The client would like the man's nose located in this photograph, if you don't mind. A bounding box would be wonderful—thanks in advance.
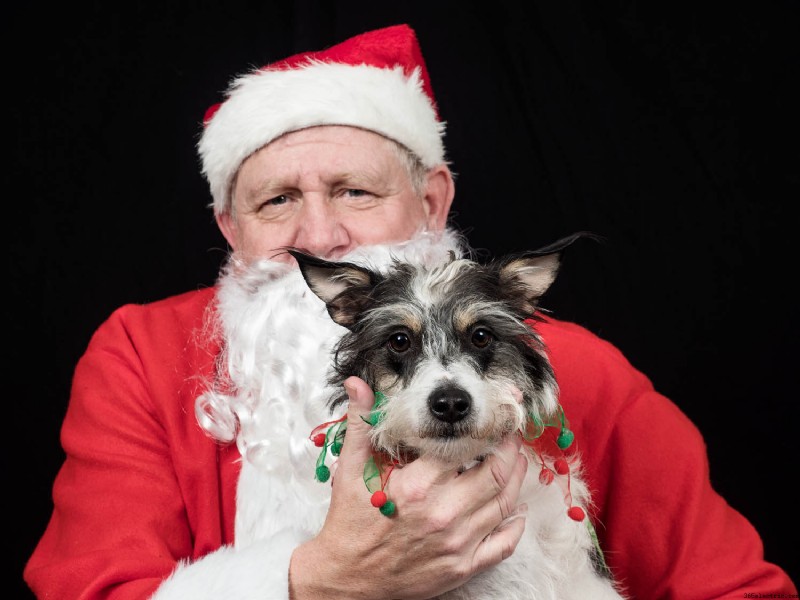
[294,199,351,259]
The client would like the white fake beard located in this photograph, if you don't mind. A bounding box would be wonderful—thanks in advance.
[194,228,465,546]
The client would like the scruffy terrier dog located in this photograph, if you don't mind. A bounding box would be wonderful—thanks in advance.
[182,230,623,599]
[290,233,625,600]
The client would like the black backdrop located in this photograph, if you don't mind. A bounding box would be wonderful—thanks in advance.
[8,2,799,595]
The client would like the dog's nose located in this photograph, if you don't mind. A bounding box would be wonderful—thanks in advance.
[428,385,472,423]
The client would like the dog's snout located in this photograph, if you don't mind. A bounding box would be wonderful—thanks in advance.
[428,385,472,423]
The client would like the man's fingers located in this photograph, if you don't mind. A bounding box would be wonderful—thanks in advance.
[493,452,528,519]
[467,449,528,537]
[456,435,525,505]
[337,376,376,469]
[485,437,525,497]
[472,505,528,573]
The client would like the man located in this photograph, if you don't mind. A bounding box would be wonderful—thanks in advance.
[24,24,796,600]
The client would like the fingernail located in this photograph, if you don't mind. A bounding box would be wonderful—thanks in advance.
[343,380,355,398]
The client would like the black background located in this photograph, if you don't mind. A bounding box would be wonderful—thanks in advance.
[8,1,798,596]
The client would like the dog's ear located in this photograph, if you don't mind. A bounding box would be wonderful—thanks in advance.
[287,249,377,328]
[498,232,598,316]
[498,253,561,316]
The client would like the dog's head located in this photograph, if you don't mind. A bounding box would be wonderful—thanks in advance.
[290,234,582,465]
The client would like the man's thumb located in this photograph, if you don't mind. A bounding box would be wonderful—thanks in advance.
[338,376,376,467]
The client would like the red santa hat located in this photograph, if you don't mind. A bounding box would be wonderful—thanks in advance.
[198,24,447,215]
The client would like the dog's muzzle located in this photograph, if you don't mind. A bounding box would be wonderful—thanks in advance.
[428,384,472,424]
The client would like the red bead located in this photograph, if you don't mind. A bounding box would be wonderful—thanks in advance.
[554,459,570,475]
[312,433,326,447]
[371,491,387,508]
[539,468,555,485]
[567,506,586,521]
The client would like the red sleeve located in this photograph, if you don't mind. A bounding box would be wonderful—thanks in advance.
[602,390,796,599]
[24,291,237,600]
[539,317,797,599]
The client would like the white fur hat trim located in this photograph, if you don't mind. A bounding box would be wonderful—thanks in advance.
[198,61,446,214]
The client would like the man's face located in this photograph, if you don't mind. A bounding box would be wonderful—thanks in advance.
[217,126,453,264]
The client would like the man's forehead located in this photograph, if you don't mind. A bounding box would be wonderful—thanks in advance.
[267,124,399,151]
[241,167,392,195]
[239,129,400,174]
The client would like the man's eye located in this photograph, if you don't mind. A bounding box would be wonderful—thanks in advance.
[388,332,411,353]
[262,195,289,207]
[344,189,369,198]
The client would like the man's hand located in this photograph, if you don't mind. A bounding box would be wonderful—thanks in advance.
[289,376,529,600]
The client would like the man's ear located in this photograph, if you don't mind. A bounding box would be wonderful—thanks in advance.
[422,164,455,231]
[288,249,378,328]
[216,212,238,250]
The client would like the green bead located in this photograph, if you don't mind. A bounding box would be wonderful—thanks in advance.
[315,465,330,482]
[379,501,396,516]
[331,441,343,456]
[557,428,574,450]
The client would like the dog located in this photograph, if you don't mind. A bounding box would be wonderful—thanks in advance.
[184,229,623,599]
[289,232,625,600]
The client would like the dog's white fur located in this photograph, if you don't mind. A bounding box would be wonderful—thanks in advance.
[151,229,625,600]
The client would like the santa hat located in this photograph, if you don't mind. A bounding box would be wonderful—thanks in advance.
[198,24,447,215]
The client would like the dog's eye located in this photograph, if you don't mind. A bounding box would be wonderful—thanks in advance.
[471,328,493,349]
[388,332,411,353]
